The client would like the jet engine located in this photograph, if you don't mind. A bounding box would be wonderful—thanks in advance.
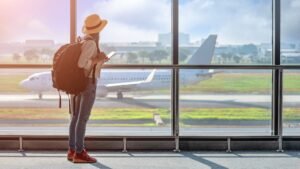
[96,86,109,97]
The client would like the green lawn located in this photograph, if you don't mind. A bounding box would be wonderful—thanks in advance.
[0,75,29,93]
[181,108,300,121]
[1,108,300,121]
[182,73,271,94]
[182,73,300,94]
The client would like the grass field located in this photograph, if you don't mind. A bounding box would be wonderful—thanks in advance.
[0,56,51,65]
[0,107,299,122]
[2,73,300,94]
[0,75,29,93]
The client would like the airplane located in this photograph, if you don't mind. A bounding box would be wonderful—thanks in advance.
[20,35,218,99]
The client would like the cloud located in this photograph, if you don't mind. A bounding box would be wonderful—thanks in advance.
[179,0,273,44]
[0,0,67,43]
[101,21,160,42]
[12,19,56,41]
[1,0,296,44]
[79,0,171,42]
[93,0,171,31]
[81,0,276,44]
[281,0,300,43]
[26,19,52,35]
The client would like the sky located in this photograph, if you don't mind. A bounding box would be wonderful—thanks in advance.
[0,0,69,43]
[0,0,299,45]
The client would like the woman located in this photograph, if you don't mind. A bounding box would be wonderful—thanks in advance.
[67,14,109,163]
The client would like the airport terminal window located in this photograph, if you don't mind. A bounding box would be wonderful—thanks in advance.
[77,0,172,65]
[0,0,293,137]
[89,69,172,136]
[283,70,300,135]
[179,69,273,136]
[0,69,172,136]
[0,0,69,64]
[281,0,300,64]
[179,0,273,65]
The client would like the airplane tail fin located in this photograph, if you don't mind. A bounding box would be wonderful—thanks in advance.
[187,35,217,65]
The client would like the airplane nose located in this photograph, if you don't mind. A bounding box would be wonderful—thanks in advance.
[20,79,30,90]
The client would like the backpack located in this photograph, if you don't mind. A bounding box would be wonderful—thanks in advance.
[51,39,95,108]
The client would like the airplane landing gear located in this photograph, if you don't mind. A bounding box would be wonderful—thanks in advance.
[38,93,43,99]
[117,92,123,99]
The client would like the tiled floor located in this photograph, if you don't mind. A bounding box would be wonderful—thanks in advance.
[0,151,299,169]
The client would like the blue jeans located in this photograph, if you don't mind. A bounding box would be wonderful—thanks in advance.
[69,79,96,153]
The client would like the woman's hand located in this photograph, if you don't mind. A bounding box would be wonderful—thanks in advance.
[91,56,102,65]
[91,52,110,65]
[99,52,110,62]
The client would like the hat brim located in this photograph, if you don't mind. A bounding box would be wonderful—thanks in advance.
[82,20,108,34]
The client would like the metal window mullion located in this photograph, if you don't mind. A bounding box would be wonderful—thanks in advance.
[172,0,179,137]
[272,0,281,136]
[70,0,77,43]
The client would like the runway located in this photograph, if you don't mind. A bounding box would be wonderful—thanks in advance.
[0,94,299,109]
[0,93,300,136]
[0,126,272,136]
[0,126,299,136]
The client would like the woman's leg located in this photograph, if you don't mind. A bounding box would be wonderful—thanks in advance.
[75,82,96,153]
[68,94,81,150]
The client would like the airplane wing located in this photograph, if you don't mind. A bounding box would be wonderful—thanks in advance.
[196,70,223,78]
[104,69,156,91]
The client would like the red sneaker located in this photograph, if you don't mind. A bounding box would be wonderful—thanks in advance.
[67,148,75,161]
[73,149,97,163]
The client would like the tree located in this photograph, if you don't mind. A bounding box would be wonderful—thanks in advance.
[233,55,242,64]
[12,53,21,62]
[138,51,149,64]
[40,48,54,63]
[127,52,139,64]
[220,53,231,64]
[239,44,258,56]
[41,48,54,55]
[148,50,169,63]
[24,49,39,62]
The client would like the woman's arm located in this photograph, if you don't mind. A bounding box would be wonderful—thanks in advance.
[78,40,97,70]
[91,52,110,65]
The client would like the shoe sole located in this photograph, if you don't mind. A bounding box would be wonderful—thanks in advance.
[73,159,97,163]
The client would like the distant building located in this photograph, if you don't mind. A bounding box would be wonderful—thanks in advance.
[281,49,300,64]
[158,33,190,46]
[103,42,161,53]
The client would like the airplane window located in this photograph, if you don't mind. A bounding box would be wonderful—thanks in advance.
[29,77,36,81]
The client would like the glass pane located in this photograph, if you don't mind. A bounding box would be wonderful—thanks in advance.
[179,69,272,136]
[77,0,172,64]
[0,0,69,64]
[281,0,300,64]
[283,70,300,135]
[179,0,272,65]
[0,68,171,136]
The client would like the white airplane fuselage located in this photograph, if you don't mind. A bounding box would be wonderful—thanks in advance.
[20,69,210,97]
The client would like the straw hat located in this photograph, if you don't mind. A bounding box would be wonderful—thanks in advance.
[82,14,108,34]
